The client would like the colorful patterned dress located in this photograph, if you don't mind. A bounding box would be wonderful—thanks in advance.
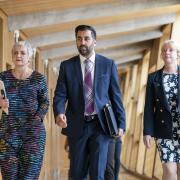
[0,70,49,180]
[156,73,180,163]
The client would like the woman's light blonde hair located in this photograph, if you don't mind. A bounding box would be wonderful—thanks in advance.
[12,41,33,60]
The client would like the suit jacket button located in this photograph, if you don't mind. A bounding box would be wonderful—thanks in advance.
[160,109,163,112]
[156,99,159,102]
[161,120,164,123]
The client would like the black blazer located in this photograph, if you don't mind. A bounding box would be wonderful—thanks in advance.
[143,66,180,138]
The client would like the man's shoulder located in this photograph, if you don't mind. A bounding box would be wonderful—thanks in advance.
[96,54,113,63]
[61,55,79,65]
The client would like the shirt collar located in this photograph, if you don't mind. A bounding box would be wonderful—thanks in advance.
[80,52,95,64]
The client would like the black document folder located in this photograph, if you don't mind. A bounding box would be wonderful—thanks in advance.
[103,103,118,137]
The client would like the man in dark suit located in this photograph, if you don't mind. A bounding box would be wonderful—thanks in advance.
[53,25,126,180]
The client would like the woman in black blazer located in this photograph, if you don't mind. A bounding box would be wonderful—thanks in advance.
[143,40,180,180]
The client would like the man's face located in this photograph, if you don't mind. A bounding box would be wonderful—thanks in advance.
[76,30,96,58]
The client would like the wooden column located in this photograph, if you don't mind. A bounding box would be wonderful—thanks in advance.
[35,49,45,74]
[129,51,149,172]
[0,10,14,71]
[171,12,180,65]
[135,52,150,174]
[121,65,139,168]
[171,12,180,44]
[153,149,163,179]
[121,67,131,166]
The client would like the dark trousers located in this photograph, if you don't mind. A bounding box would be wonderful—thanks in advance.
[105,137,122,180]
[68,120,110,180]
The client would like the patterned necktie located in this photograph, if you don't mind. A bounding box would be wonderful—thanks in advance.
[84,59,94,114]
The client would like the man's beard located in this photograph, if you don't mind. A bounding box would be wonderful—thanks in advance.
[78,45,91,57]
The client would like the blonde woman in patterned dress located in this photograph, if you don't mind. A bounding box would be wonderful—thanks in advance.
[143,40,180,180]
[0,41,49,180]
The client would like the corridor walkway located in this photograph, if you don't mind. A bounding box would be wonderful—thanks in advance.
[60,167,153,180]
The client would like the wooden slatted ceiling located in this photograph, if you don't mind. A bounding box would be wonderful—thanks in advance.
[22,4,180,38]
[39,27,157,51]
[0,0,180,66]
[0,0,113,15]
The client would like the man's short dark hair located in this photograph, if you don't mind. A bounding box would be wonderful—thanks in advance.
[75,25,96,40]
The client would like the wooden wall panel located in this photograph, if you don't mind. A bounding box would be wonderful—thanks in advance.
[0,9,14,71]
[136,52,150,174]
[129,52,149,171]
[171,12,180,65]
[35,51,45,74]
[143,141,156,178]
[171,12,180,43]
[126,65,140,170]
[156,24,172,70]
[153,149,163,179]
[121,68,131,166]
[122,65,139,168]
[148,38,161,73]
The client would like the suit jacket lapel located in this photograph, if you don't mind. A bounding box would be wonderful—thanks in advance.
[94,54,101,91]
[74,56,83,87]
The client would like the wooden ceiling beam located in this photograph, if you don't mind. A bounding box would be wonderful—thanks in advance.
[98,41,152,58]
[0,0,113,15]
[115,54,143,65]
[28,13,174,48]
[22,11,176,38]
[7,1,180,32]
[41,30,162,60]
[38,27,157,51]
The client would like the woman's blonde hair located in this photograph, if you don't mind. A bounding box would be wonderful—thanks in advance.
[12,41,33,60]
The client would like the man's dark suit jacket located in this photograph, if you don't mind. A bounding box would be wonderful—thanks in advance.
[144,66,180,139]
[53,54,126,139]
